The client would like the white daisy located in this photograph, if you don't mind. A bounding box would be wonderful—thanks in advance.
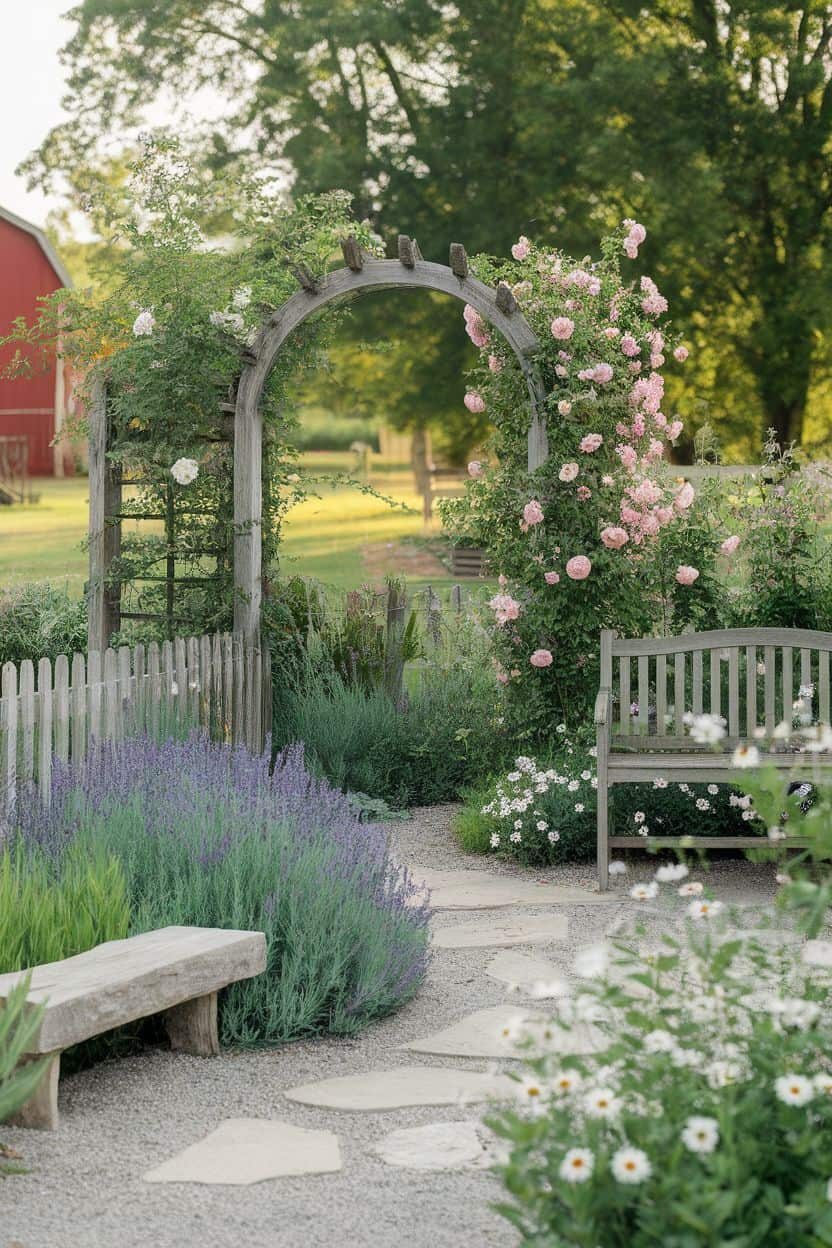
[551,1070,583,1096]
[655,862,688,883]
[682,1116,719,1154]
[775,1074,814,1106]
[584,1087,621,1119]
[608,859,627,876]
[559,1147,594,1183]
[611,1146,652,1184]
[732,744,761,768]
[678,881,703,896]
[687,898,723,920]
[630,881,659,900]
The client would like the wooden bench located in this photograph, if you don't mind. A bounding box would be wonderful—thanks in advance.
[595,627,832,889]
[0,926,267,1129]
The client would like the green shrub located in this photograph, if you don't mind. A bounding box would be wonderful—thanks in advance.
[0,583,87,667]
[0,974,49,1125]
[0,844,130,974]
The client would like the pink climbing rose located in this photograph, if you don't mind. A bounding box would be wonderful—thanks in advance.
[580,433,603,453]
[488,354,502,372]
[621,334,640,357]
[566,555,592,580]
[530,649,554,668]
[523,499,544,526]
[720,535,740,556]
[674,345,689,362]
[467,460,484,479]
[674,481,695,511]
[489,592,521,624]
[559,462,579,483]
[511,236,531,260]
[676,565,700,586]
[601,526,629,549]
[551,317,575,341]
[464,391,486,413]
[544,570,560,585]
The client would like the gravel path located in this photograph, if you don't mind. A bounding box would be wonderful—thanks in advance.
[2,806,781,1248]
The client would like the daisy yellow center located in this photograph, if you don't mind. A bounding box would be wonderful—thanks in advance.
[624,1161,636,1171]
[571,1159,585,1170]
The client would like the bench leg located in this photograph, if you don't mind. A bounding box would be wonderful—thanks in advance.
[597,772,609,892]
[7,1052,61,1131]
[164,991,219,1057]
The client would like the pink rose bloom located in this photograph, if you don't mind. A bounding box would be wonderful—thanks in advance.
[464,391,486,413]
[522,498,544,526]
[620,505,640,527]
[654,412,667,428]
[601,526,628,549]
[628,360,642,374]
[489,592,521,624]
[616,444,638,471]
[601,473,614,486]
[555,365,568,377]
[675,565,700,586]
[656,506,673,525]
[620,334,640,357]
[592,362,614,384]
[641,511,660,536]
[720,535,740,556]
[604,326,620,339]
[667,419,684,440]
[625,221,647,246]
[580,433,603,453]
[566,555,592,580]
[650,353,665,369]
[544,570,560,585]
[530,649,553,668]
[577,368,594,382]
[511,236,530,260]
[558,351,572,360]
[559,462,579,482]
[557,399,572,415]
[467,460,484,479]
[674,345,689,362]
[488,354,502,372]
[674,481,695,511]
[577,485,592,500]
[551,317,575,341]
[632,479,662,506]
[462,304,489,347]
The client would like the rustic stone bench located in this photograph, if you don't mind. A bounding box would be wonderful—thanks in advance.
[0,925,267,1129]
[595,627,832,889]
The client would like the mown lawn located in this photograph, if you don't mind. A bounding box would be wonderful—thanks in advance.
[0,453,464,596]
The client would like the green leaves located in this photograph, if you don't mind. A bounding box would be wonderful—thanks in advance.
[0,974,48,1125]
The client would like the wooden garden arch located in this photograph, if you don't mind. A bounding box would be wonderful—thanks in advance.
[233,234,548,643]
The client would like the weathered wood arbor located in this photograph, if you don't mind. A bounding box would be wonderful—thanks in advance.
[232,234,547,643]
[89,234,548,656]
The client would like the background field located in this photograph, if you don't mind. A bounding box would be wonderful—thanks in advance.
[0,453,463,597]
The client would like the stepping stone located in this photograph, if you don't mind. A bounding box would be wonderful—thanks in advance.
[416,869,613,911]
[403,1005,601,1059]
[374,1121,491,1170]
[486,950,568,996]
[143,1118,341,1185]
[284,1065,515,1111]
[432,913,568,949]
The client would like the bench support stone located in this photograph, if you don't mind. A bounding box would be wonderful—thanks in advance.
[164,991,220,1057]
[8,1052,61,1132]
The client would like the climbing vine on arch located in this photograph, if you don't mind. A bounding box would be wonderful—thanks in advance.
[3,137,380,642]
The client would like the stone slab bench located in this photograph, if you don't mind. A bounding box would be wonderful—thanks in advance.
[0,925,267,1130]
[595,627,832,888]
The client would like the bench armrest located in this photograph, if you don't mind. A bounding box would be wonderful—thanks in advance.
[594,689,610,726]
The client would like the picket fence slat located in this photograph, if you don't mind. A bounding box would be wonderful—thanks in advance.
[0,632,267,815]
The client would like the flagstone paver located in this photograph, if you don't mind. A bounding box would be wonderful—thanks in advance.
[143,1118,342,1185]
[431,912,569,949]
[284,1065,517,1111]
[485,950,568,995]
[374,1121,494,1171]
[403,1005,602,1059]
[416,869,614,910]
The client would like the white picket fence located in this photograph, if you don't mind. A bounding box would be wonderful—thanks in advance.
[1,632,271,813]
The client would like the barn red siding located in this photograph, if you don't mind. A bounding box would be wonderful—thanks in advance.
[0,216,67,475]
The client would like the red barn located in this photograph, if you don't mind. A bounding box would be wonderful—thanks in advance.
[0,205,74,477]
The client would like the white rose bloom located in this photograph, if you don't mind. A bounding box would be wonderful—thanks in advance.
[171,457,199,485]
[132,309,155,336]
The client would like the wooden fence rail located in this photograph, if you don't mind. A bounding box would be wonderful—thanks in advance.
[1,632,271,814]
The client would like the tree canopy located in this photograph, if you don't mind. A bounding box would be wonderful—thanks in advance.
[26,1,832,454]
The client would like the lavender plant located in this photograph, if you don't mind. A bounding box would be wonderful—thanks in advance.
[16,735,430,1044]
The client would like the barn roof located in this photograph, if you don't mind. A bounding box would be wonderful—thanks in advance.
[0,204,73,289]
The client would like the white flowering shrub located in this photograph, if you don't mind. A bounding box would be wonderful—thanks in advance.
[489,882,832,1245]
[478,731,598,863]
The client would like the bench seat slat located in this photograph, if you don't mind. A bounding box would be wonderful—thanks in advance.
[612,628,832,656]
[0,926,267,1055]
[608,835,811,850]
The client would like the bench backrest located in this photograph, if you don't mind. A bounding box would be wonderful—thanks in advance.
[601,627,832,744]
